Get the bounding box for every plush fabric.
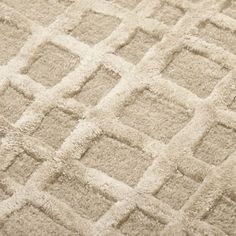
[0,0,236,235]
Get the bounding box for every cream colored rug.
[0,0,236,235]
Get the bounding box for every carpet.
[0,0,236,235]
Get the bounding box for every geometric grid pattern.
[0,0,236,235]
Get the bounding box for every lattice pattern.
[0,0,236,235]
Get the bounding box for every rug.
[0,0,236,235]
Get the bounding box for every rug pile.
[0,0,235,235]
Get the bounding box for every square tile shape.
[197,21,236,54]
[1,0,66,26]
[222,0,236,20]
[0,20,29,65]
[119,90,192,143]
[151,3,184,26]
[23,43,79,87]
[70,11,120,45]
[106,0,142,9]
[155,171,199,210]
[5,152,41,184]
[74,65,120,106]
[163,49,229,98]
[205,197,236,236]
[0,87,31,123]
[0,205,76,236]
[80,136,154,187]
[118,209,165,236]
[116,30,158,64]
[193,124,236,165]
[46,172,113,221]
[33,108,78,149]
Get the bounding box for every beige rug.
[0,0,236,235]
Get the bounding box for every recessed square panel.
[0,205,76,235]
[151,3,184,26]
[23,43,79,87]
[33,108,78,149]
[118,208,165,236]
[205,197,236,235]
[80,136,154,187]
[116,30,158,64]
[1,0,66,26]
[155,171,199,210]
[46,172,113,221]
[163,49,229,97]
[120,90,192,143]
[0,20,29,65]
[75,66,120,106]
[70,11,120,45]
[197,21,236,54]
[0,87,31,123]
[5,153,41,184]
[193,124,236,165]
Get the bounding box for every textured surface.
[0,0,236,236]
[118,209,165,235]
[120,90,192,143]
[81,136,154,186]
[151,2,184,26]
[0,87,31,123]
[155,171,199,210]
[0,205,76,236]
[1,0,67,26]
[116,29,158,64]
[163,49,229,98]
[33,108,78,148]
[70,11,121,45]
[75,65,120,106]
[46,170,113,221]
[5,152,41,184]
[0,20,29,65]
[23,43,80,87]
[193,124,236,165]
[197,21,236,54]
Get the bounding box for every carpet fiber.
[0,0,236,235]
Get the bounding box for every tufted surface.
[0,0,236,235]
